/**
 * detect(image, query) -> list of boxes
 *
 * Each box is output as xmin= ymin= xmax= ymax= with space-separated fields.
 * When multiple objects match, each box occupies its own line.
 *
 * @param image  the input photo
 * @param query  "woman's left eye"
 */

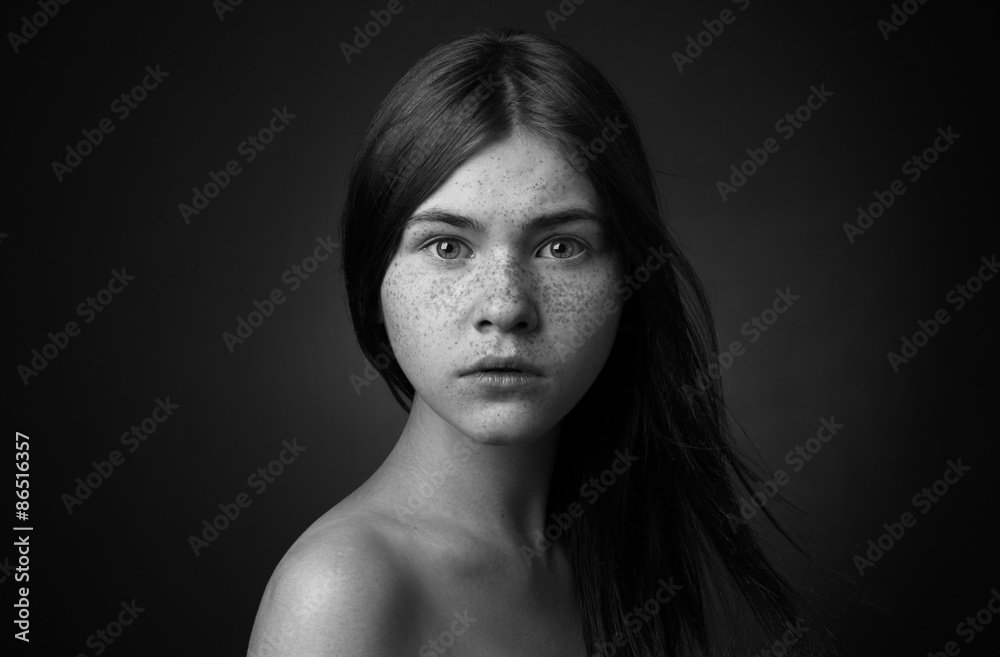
xmin=538 ymin=237 xmax=587 ymax=260
xmin=425 ymin=238 xmax=471 ymax=260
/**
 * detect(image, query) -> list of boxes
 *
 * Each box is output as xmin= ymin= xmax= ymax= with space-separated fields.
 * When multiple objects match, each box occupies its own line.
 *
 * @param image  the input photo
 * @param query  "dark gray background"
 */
xmin=8 ymin=0 xmax=998 ymax=654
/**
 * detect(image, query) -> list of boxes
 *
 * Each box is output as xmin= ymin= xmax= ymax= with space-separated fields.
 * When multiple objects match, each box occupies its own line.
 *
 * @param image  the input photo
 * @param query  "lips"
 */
xmin=461 ymin=355 xmax=542 ymax=376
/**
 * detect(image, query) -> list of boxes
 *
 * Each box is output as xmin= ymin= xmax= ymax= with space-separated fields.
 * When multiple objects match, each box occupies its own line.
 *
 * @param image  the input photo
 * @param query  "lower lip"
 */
xmin=464 ymin=371 xmax=542 ymax=388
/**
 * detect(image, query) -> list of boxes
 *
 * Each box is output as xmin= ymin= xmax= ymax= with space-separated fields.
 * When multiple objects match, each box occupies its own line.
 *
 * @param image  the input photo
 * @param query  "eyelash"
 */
xmin=419 ymin=236 xmax=589 ymax=261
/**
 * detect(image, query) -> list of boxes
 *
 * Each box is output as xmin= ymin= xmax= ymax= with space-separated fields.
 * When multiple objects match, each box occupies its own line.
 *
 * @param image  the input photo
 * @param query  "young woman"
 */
xmin=248 ymin=27 xmax=824 ymax=657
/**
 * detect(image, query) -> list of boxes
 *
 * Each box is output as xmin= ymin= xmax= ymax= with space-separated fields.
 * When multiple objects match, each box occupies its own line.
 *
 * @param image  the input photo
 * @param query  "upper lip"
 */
xmin=462 ymin=355 xmax=543 ymax=376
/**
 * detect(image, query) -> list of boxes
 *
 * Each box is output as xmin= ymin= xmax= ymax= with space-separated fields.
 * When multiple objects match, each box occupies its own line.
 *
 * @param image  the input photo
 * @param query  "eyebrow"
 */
xmin=404 ymin=207 xmax=606 ymax=232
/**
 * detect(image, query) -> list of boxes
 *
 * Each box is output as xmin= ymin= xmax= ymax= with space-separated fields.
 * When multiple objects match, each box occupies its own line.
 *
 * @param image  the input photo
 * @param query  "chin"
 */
xmin=454 ymin=405 xmax=563 ymax=447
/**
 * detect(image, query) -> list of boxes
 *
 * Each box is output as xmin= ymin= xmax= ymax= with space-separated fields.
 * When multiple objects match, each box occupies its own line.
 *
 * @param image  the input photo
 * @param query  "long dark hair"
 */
xmin=341 ymin=27 xmax=824 ymax=656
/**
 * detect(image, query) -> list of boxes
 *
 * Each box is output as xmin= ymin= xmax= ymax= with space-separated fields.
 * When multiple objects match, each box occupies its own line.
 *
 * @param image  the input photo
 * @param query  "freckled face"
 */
xmin=379 ymin=130 xmax=624 ymax=446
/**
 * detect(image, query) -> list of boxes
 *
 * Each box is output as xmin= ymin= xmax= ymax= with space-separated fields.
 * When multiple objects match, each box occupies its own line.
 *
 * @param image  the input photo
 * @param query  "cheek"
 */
xmin=380 ymin=264 xmax=461 ymax=371
xmin=380 ymin=265 xmax=420 ymax=361
xmin=540 ymin=267 xmax=623 ymax=340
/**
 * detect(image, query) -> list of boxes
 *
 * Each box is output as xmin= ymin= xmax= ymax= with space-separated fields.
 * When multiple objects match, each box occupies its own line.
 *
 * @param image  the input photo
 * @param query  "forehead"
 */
xmin=409 ymin=130 xmax=600 ymax=223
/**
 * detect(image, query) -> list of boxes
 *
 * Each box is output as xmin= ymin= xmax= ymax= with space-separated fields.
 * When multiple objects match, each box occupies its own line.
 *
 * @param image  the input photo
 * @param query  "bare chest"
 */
xmin=411 ymin=568 xmax=587 ymax=656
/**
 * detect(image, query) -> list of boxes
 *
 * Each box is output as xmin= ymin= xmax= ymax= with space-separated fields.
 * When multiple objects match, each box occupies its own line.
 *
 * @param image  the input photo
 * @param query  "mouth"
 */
xmin=461 ymin=355 xmax=543 ymax=377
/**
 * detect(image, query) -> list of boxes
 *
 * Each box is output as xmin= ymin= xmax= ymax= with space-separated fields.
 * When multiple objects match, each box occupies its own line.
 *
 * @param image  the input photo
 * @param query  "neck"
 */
xmin=377 ymin=394 xmax=562 ymax=554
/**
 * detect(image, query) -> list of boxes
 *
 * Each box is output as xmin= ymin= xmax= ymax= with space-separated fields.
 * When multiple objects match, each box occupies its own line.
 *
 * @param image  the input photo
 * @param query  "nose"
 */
xmin=472 ymin=252 xmax=539 ymax=334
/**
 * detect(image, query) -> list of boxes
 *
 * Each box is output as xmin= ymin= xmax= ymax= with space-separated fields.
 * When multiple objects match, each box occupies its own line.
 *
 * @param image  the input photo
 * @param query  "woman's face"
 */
xmin=379 ymin=130 xmax=625 ymax=446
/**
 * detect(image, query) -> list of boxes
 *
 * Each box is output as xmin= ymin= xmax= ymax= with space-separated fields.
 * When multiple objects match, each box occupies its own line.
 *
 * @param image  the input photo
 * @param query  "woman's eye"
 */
xmin=427 ymin=238 xmax=469 ymax=260
xmin=539 ymin=237 xmax=586 ymax=260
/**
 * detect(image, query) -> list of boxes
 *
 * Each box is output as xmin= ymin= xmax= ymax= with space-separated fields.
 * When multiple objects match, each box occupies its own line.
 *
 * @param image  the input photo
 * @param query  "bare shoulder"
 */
xmin=247 ymin=512 xmax=419 ymax=657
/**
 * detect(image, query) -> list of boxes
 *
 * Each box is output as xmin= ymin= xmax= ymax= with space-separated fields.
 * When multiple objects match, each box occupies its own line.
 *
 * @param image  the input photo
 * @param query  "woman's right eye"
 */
xmin=424 ymin=238 xmax=471 ymax=260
